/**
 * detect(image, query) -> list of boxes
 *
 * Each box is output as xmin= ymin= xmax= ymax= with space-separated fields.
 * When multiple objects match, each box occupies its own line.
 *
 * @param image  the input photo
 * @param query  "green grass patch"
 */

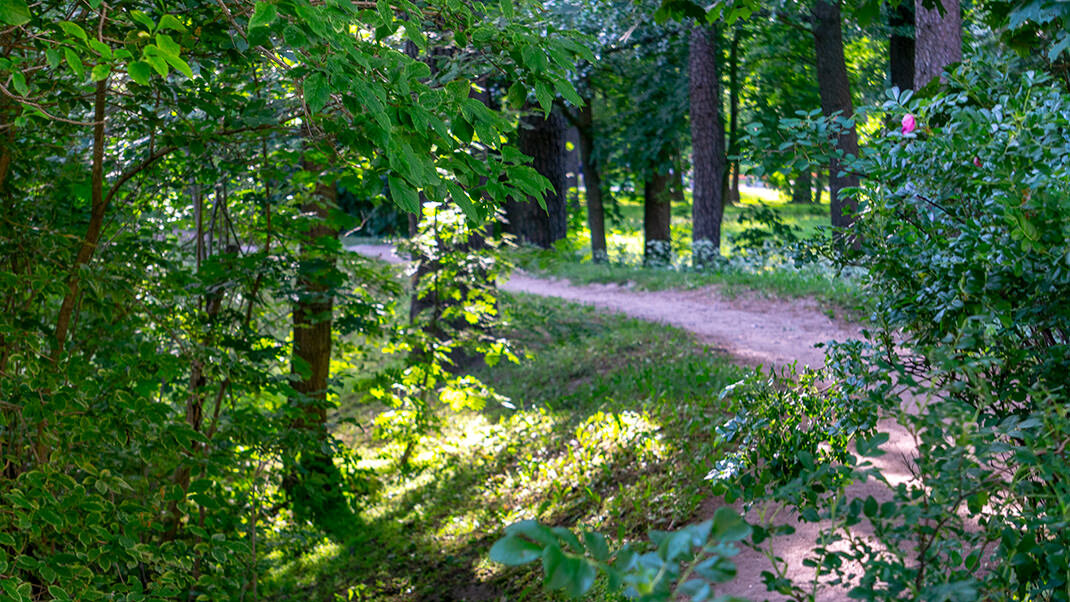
xmin=513 ymin=188 xmax=868 ymax=315
xmin=265 ymin=293 xmax=745 ymax=600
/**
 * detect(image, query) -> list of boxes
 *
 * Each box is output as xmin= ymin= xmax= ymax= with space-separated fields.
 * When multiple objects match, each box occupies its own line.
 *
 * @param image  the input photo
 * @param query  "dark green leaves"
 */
xmin=387 ymin=175 xmax=419 ymax=213
xmin=304 ymin=73 xmax=329 ymax=113
xmin=0 ymin=0 xmax=30 ymax=26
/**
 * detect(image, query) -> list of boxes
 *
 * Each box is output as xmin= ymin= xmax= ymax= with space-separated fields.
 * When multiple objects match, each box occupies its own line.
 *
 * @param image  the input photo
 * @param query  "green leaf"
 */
xmin=90 ymin=63 xmax=110 ymax=81
xmin=10 ymin=72 xmax=27 ymax=95
xmin=711 ymin=507 xmax=751 ymax=542
xmin=163 ymin=53 xmax=193 ymax=78
xmin=127 ymin=61 xmax=151 ymax=85
xmin=129 ymin=10 xmax=154 ymax=31
xmin=506 ymin=81 xmax=527 ymax=109
xmin=501 ymin=0 xmax=514 ymax=20
xmin=59 ymin=21 xmax=88 ymax=43
xmin=157 ymin=14 xmax=187 ymax=33
xmin=63 ymin=47 xmax=84 ymax=79
xmin=249 ymin=2 xmax=277 ymax=30
xmin=0 ymin=0 xmax=31 ymax=26
xmin=489 ymin=535 xmax=542 ymax=566
xmin=303 ymin=73 xmax=329 ymax=113
xmin=88 ymin=39 xmax=112 ymax=59
xmin=388 ymin=175 xmax=419 ymax=213
xmin=45 ymin=48 xmax=61 ymax=68
xmin=376 ymin=0 xmax=394 ymax=31
xmin=155 ymin=33 xmax=180 ymax=57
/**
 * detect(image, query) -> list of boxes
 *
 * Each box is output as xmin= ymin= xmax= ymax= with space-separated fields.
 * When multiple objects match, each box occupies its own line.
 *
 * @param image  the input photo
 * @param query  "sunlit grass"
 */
xmin=265 ymin=294 xmax=745 ymax=600
xmin=513 ymin=186 xmax=866 ymax=314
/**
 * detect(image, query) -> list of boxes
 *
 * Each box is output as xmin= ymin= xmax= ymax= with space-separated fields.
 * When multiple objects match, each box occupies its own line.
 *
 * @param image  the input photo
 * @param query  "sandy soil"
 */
xmin=348 ymin=243 xmax=916 ymax=602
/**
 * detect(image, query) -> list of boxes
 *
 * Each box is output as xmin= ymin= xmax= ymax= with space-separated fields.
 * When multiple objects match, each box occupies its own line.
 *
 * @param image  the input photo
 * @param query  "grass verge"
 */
xmin=264 ymin=293 xmax=745 ymax=600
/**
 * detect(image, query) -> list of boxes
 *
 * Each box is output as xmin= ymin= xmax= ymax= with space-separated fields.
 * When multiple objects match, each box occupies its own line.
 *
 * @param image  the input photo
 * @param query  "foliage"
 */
xmin=490 ymin=509 xmax=750 ymax=601
xmin=706 ymin=53 xmax=1070 ymax=601
xmin=0 ymin=0 xmax=589 ymax=596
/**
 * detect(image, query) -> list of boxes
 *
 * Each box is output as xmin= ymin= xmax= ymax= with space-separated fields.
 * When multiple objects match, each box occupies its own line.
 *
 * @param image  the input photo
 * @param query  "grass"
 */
xmin=510 ymin=187 xmax=868 ymax=315
xmin=264 ymin=293 xmax=747 ymax=600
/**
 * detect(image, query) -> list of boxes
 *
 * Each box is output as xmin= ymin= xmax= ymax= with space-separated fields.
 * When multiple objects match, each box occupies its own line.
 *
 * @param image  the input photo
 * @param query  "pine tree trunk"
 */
xmin=689 ymin=23 xmax=727 ymax=266
xmin=812 ymin=0 xmax=860 ymax=230
xmin=505 ymin=108 xmax=568 ymax=248
xmin=575 ymin=101 xmax=607 ymax=263
xmin=643 ymin=172 xmax=672 ymax=266
xmin=890 ymin=2 xmax=915 ymax=91
xmin=915 ymin=0 xmax=961 ymax=88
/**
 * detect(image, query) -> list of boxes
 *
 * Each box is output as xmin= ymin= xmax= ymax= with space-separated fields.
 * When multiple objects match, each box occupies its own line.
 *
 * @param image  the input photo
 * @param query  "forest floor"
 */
xmin=344 ymin=243 xmax=915 ymax=602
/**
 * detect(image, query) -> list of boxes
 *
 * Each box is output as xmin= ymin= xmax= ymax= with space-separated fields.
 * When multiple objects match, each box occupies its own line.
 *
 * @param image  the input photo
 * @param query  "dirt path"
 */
xmin=349 ymin=243 xmax=914 ymax=602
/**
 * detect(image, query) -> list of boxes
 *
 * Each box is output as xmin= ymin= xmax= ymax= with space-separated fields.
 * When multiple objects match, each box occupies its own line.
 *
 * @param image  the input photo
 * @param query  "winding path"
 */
xmin=349 ymin=243 xmax=916 ymax=602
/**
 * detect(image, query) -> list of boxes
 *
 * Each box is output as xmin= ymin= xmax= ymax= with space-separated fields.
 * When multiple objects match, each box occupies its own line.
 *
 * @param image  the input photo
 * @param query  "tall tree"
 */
xmin=726 ymin=23 xmax=742 ymax=205
xmin=643 ymin=167 xmax=673 ymax=265
xmin=915 ymin=0 xmax=961 ymax=87
xmin=505 ymin=108 xmax=568 ymax=248
xmin=812 ymin=0 xmax=861 ymax=229
xmin=890 ymin=1 xmax=915 ymax=90
xmin=689 ymin=22 xmax=728 ymax=266
xmin=571 ymin=95 xmax=609 ymax=262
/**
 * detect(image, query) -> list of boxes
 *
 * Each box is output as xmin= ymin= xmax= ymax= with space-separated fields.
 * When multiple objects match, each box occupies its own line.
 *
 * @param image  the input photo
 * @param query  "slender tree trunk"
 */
xmin=791 ymin=171 xmax=813 ymax=204
xmin=575 ymin=100 xmax=608 ymax=262
xmin=890 ymin=2 xmax=915 ymax=91
xmin=915 ymin=0 xmax=961 ymax=88
xmin=727 ymin=23 xmax=741 ymax=205
xmin=812 ymin=0 xmax=860 ymax=230
xmin=689 ymin=23 xmax=728 ymax=266
xmin=53 ymin=79 xmax=108 ymax=362
xmin=505 ymin=108 xmax=568 ymax=248
xmin=643 ymin=171 xmax=672 ymax=266
xmin=285 ymin=157 xmax=353 ymax=537
xmin=814 ymin=170 xmax=824 ymax=205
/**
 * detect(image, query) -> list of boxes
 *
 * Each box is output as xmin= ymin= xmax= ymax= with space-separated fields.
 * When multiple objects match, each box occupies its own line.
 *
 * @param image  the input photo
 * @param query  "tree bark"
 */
xmin=814 ymin=170 xmax=824 ymax=205
xmin=890 ymin=1 xmax=915 ymax=91
xmin=505 ymin=108 xmax=568 ymax=248
xmin=575 ymin=100 xmax=608 ymax=262
xmin=689 ymin=23 xmax=727 ymax=265
xmin=791 ymin=170 xmax=813 ymax=204
xmin=643 ymin=171 xmax=672 ymax=266
xmin=915 ymin=0 xmax=961 ymax=88
xmin=727 ymin=23 xmax=741 ymax=206
xmin=812 ymin=0 xmax=860 ymax=229
xmin=285 ymin=158 xmax=353 ymax=537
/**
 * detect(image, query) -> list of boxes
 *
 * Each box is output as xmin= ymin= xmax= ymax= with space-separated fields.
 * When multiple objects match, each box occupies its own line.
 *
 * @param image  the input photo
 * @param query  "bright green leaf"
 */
xmin=90 ymin=63 xmax=110 ymax=81
xmin=127 ymin=60 xmax=151 ymax=85
xmin=0 ymin=0 xmax=31 ymax=26
xmin=59 ymin=21 xmax=88 ymax=43
xmin=157 ymin=14 xmax=187 ymax=32
xmin=249 ymin=2 xmax=277 ymax=30
xmin=63 ymin=47 xmax=84 ymax=79
xmin=10 ymin=72 xmax=27 ymax=95
xmin=489 ymin=535 xmax=542 ymax=566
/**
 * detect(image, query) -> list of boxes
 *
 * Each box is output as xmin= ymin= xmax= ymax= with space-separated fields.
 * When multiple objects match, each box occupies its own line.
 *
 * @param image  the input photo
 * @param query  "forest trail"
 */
xmin=349 ymin=243 xmax=859 ymax=368
xmin=350 ymin=243 xmax=912 ymax=602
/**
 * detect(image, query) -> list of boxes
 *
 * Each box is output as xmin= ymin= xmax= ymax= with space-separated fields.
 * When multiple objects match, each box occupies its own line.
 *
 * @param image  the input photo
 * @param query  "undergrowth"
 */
xmin=264 ymin=293 xmax=745 ymax=600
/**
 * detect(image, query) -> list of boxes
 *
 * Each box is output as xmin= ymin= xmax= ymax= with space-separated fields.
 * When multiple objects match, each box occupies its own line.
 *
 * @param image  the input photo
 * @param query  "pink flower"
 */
xmin=973 ymin=156 xmax=982 ymax=168
xmin=901 ymin=114 xmax=917 ymax=135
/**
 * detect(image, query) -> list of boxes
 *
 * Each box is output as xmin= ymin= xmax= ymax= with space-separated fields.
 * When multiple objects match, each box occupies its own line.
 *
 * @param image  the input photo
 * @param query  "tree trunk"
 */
xmin=814 ymin=170 xmax=824 ymax=205
xmin=564 ymin=125 xmax=582 ymax=210
xmin=791 ymin=171 xmax=813 ymax=204
xmin=890 ymin=1 xmax=915 ymax=91
xmin=689 ymin=23 xmax=727 ymax=266
xmin=915 ymin=0 xmax=961 ymax=88
xmin=727 ymin=23 xmax=742 ymax=206
xmin=505 ymin=108 xmax=568 ymax=248
xmin=643 ymin=172 xmax=672 ymax=266
xmin=812 ymin=0 xmax=860 ymax=230
xmin=286 ymin=158 xmax=353 ymax=537
xmin=575 ymin=100 xmax=608 ymax=263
